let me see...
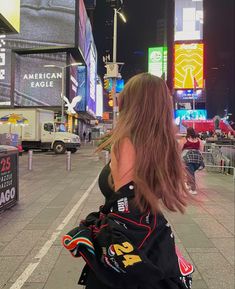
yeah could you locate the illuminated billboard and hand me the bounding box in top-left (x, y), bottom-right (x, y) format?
top-left (175, 109), bottom-right (207, 122)
top-left (174, 43), bottom-right (204, 89)
top-left (14, 52), bottom-right (66, 106)
top-left (0, 0), bottom-right (20, 33)
top-left (175, 0), bottom-right (203, 41)
top-left (5, 1), bottom-right (75, 47)
top-left (148, 47), bottom-right (167, 79)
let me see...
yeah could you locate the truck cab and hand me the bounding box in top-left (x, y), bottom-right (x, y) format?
top-left (41, 122), bottom-right (80, 154)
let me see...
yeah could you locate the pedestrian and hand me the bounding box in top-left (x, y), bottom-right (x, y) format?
top-left (88, 131), bottom-right (92, 142)
top-left (62, 73), bottom-right (194, 289)
top-left (182, 127), bottom-right (204, 195)
top-left (83, 131), bottom-right (86, 141)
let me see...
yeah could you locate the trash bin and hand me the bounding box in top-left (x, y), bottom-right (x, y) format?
top-left (0, 145), bottom-right (19, 212)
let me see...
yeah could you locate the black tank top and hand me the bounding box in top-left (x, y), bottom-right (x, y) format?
top-left (98, 163), bottom-right (115, 200)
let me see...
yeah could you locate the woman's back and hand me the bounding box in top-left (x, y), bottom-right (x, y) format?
top-left (183, 138), bottom-right (200, 150)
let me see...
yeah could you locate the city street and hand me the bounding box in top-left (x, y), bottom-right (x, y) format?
top-left (0, 145), bottom-right (234, 289)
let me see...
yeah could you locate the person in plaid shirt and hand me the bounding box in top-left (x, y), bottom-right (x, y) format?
top-left (182, 127), bottom-right (204, 194)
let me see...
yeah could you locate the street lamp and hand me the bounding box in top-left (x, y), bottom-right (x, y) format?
top-left (112, 8), bottom-right (126, 127)
top-left (44, 62), bottom-right (82, 123)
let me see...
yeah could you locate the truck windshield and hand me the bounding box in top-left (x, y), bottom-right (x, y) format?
top-left (55, 123), bottom-right (66, 132)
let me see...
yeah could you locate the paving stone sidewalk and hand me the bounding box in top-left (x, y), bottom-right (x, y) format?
top-left (0, 145), bottom-right (234, 289)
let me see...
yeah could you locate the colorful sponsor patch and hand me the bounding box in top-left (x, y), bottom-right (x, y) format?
top-left (108, 245), bottom-right (116, 257)
top-left (117, 197), bottom-right (129, 213)
top-left (175, 247), bottom-right (194, 276)
top-left (62, 235), bottom-right (95, 256)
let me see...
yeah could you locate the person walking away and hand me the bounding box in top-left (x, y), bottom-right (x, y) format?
top-left (182, 127), bottom-right (204, 195)
top-left (83, 131), bottom-right (86, 142)
top-left (88, 131), bottom-right (92, 142)
top-left (62, 73), bottom-right (195, 289)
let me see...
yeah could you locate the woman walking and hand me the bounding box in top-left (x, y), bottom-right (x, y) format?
top-left (182, 127), bottom-right (204, 194)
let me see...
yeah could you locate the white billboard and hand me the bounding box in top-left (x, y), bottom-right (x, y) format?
top-left (175, 0), bottom-right (203, 41)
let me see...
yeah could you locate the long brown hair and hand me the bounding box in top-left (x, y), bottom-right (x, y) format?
top-left (99, 73), bottom-right (193, 213)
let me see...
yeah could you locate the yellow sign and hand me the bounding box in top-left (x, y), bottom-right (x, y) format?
top-left (174, 43), bottom-right (204, 89)
top-left (0, 0), bottom-right (20, 33)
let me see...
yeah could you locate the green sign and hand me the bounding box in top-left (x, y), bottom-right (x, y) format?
top-left (148, 47), bottom-right (167, 80)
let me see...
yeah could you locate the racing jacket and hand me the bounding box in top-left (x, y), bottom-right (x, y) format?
top-left (62, 183), bottom-right (193, 289)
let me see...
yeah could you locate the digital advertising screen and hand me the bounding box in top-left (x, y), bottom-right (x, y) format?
top-left (105, 78), bottom-right (125, 93)
top-left (175, 109), bottom-right (207, 124)
top-left (75, 65), bottom-right (86, 112)
top-left (96, 78), bottom-right (103, 118)
top-left (69, 55), bottom-right (79, 109)
top-left (0, 35), bottom-right (10, 106)
top-left (86, 44), bottom-right (97, 117)
top-left (175, 89), bottom-right (205, 102)
top-left (78, 0), bottom-right (94, 61)
top-left (6, 0), bottom-right (76, 47)
top-left (175, 0), bottom-right (203, 41)
top-left (148, 47), bottom-right (167, 79)
top-left (1, 0), bottom-right (76, 107)
top-left (14, 52), bottom-right (67, 106)
top-left (174, 43), bottom-right (204, 89)
top-left (0, 0), bottom-right (20, 33)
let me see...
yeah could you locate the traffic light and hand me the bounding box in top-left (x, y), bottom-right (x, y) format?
top-left (108, 99), bottom-right (113, 107)
top-left (104, 79), bottom-right (110, 91)
top-left (108, 90), bottom-right (113, 100)
top-left (108, 90), bottom-right (113, 107)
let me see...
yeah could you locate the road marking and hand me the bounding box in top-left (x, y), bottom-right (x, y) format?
top-left (9, 175), bottom-right (99, 289)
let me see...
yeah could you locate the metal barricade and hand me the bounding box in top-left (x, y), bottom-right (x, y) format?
top-left (202, 143), bottom-right (235, 177)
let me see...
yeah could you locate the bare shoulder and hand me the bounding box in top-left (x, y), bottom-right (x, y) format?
top-left (110, 137), bottom-right (135, 191)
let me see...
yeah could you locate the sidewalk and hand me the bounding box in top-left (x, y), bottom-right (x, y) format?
top-left (0, 145), bottom-right (234, 289)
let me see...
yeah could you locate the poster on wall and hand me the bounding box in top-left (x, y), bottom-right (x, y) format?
top-left (174, 43), bottom-right (204, 89)
top-left (14, 52), bottom-right (67, 106)
top-left (175, 0), bottom-right (203, 41)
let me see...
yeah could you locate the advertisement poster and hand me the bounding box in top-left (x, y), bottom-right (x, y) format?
top-left (75, 65), bottom-right (86, 112)
top-left (14, 52), bottom-right (66, 106)
top-left (0, 153), bottom-right (18, 211)
top-left (175, 109), bottom-right (207, 122)
top-left (148, 47), bottom-right (167, 79)
top-left (0, 0), bottom-right (76, 107)
top-left (175, 0), bottom-right (203, 41)
top-left (6, 0), bottom-right (75, 47)
top-left (174, 43), bottom-right (204, 89)
top-left (0, 0), bottom-right (20, 33)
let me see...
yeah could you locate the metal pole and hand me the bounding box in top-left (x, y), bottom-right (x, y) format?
top-left (66, 151), bottom-right (71, 171)
top-left (103, 150), bottom-right (109, 165)
top-left (61, 67), bottom-right (65, 123)
top-left (112, 8), bottom-right (118, 128)
top-left (193, 92), bottom-right (195, 129)
top-left (112, 78), bottom-right (117, 127)
top-left (113, 9), bottom-right (117, 63)
top-left (28, 150), bottom-right (33, 171)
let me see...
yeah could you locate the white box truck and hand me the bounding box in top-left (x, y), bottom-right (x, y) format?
top-left (0, 108), bottom-right (81, 154)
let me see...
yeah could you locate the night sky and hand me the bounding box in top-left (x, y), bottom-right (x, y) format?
top-left (93, 0), bottom-right (235, 120)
